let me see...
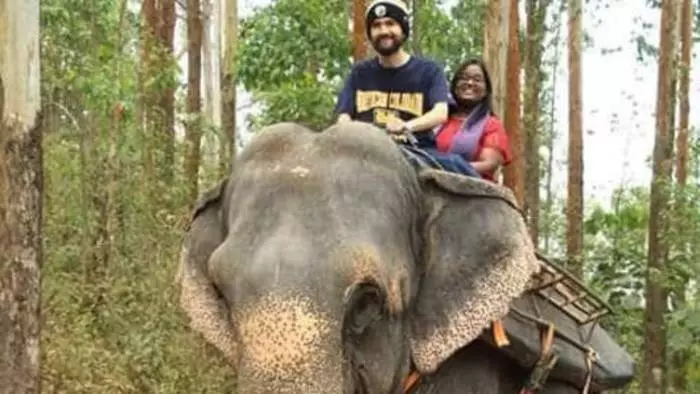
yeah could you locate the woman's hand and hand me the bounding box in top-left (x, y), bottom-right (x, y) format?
top-left (470, 147), bottom-right (504, 174)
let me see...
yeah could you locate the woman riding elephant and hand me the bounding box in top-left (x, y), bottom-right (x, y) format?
top-left (176, 122), bottom-right (631, 393)
top-left (430, 58), bottom-right (512, 183)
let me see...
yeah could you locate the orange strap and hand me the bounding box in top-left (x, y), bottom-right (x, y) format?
top-left (402, 369), bottom-right (421, 393)
top-left (541, 322), bottom-right (555, 355)
top-left (493, 319), bottom-right (511, 347)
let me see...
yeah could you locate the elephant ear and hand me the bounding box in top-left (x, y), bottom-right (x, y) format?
top-left (176, 179), bottom-right (239, 368)
top-left (409, 169), bottom-right (540, 374)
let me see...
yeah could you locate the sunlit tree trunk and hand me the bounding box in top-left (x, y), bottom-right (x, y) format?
top-left (502, 0), bottom-right (524, 207)
top-left (523, 0), bottom-right (551, 244)
top-left (566, 0), bottom-right (583, 278)
top-left (159, 0), bottom-right (177, 184)
top-left (542, 0), bottom-right (565, 254)
top-left (185, 0), bottom-right (204, 204)
top-left (0, 1), bottom-right (43, 392)
top-left (675, 0), bottom-right (692, 188)
top-left (202, 0), bottom-right (222, 163)
top-left (141, 0), bottom-right (176, 187)
top-left (352, 0), bottom-right (368, 62)
top-left (140, 0), bottom-right (158, 178)
top-left (642, 1), bottom-right (680, 392)
top-left (483, 0), bottom-right (509, 120)
top-left (220, 0), bottom-right (238, 176)
top-left (671, 1), bottom-right (693, 391)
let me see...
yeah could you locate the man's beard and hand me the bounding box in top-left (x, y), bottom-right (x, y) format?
top-left (371, 34), bottom-right (404, 56)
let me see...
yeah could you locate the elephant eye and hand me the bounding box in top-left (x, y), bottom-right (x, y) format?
top-left (344, 283), bottom-right (385, 337)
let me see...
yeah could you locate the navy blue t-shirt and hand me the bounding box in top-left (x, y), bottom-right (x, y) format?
top-left (334, 56), bottom-right (450, 131)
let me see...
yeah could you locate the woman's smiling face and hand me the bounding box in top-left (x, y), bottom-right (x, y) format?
top-left (454, 64), bottom-right (487, 103)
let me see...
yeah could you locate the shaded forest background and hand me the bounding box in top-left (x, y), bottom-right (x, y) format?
top-left (1, 0), bottom-right (700, 392)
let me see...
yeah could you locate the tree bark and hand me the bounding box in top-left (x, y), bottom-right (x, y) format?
top-left (542, 0), bottom-right (565, 255)
top-left (159, 0), bottom-right (177, 184)
top-left (0, 1), bottom-right (43, 392)
top-left (566, 0), bottom-right (584, 279)
top-left (671, 1), bottom-right (692, 391)
top-left (502, 0), bottom-right (524, 207)
top-left (675, 0), bottom-right (692, 188)
top-left (483, 0), bottom-right (509, 120)
top-left (185, 0), bottom-right (203, 204)
top-left (523, 0), bottom-right (551, 245)
top-left (220, 0), bottom-right (238, 177)
top-left (140, 0), bottom-right (159, 181)
top-left (642, 1), bottom-right (680, 392)
top-left (352, 0), bottom-right (368, 62)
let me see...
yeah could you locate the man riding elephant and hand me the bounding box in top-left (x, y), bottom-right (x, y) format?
top-left (335, 0), bottom-right (484, 178)
top-left (335, 0), bottom-right (449, 144)
top-left (176, 121), bottom-right (635, 393)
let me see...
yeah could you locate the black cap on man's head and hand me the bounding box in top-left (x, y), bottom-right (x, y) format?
top-left (365, 0), bottom-right (410, 40)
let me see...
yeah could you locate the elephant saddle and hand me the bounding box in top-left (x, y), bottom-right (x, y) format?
top-left (480, 255), bottom-right (636, 393)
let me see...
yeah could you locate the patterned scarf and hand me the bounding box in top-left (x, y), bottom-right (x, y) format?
top-left (440, 103), bottom-right (489, 160)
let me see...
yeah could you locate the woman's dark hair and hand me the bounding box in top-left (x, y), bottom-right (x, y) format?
top-left (450, 58), bottom-right (494, 126)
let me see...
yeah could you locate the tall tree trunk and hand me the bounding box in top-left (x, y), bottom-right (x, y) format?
top-left (502, 0), bottom-right (524, 207)
top-left (671, 1), bottom-right (693, 391)
top-left (483, 0), bottom-right (510, 120)
top-left (411, 0), bottom-right (420, 55)
top-left (675, 0), bottom-right (692, 188)
top-left (0, 1), bottom-right (43, 392)
top-left (566, 0), bottom-right (584, 278)
top-left (542, 0), bottom-right (565, 254)
top-left (202, 0), bottom-right (217, 161)
top-left (158, 0), bottom-right (177, 184)
top-left (140, 0), bottom-right (158, 181)
top-left (185, 0), bottom-right (203, 204)
top-left (642, 1), bottom-right (680, 392)
top-left (220, 0), bottom-right (238, 177)
top-left (352, 0), bottom-right (368, 62)
top-left (523, 0), bottom-right (551, 245)
top-left (142, 0), bottom-right (176, 188)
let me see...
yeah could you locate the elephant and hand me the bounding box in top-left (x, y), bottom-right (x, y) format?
top-left (176, 121), bottom-right (634, 393)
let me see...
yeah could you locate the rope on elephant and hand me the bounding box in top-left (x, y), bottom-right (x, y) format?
top-left (518, 323), bottom-right (559, 394)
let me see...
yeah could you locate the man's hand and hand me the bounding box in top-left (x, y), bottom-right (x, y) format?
top-left (337, 114), bottom-right (352, 124)
top-left (386, 120), bottom-right (409, 134)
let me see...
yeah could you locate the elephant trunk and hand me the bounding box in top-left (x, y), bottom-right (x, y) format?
top-left (233, 292), bottom-right (347, 393)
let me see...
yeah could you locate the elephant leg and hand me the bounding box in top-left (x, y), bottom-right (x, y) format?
top-left (412, 340), bottom-right (526, 394)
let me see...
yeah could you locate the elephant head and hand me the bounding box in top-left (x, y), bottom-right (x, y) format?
top-left (176, 121), bottom-right (540, 393)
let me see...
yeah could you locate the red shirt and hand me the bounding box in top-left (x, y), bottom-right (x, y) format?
top-left (435, 115), bottom-right (513, 182)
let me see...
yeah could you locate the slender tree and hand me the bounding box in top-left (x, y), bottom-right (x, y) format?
top-left (675, 0), bottom-right (692, 187)
top-left (185, 0), bottom-right (204, 204)
top-left (502, 0), bottom-right (525, 207)
top-left (670, 0), bottom-right (693, 390)
top-left (483, 0), bottom-right (509, 119)
top-left (352, 0), bottom-right (368, 61)
top-left (523, 0), bottom-right (552, 244)
top-left (220, 0), bottom-right (238, 176)
top-left (566, 0), bottom-right (584, 278)
top-left (0, 1), bottom-right (43, 392)
top-left (642, 0), bottom-right (680, 392)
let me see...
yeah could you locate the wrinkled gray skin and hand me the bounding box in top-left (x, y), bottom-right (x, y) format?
top-left (177, 121), bottom-right (579, 393)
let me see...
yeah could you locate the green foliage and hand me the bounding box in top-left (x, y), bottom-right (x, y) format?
top-left (248, 73), bottom-right (340, 131)
top-left (236, 0), bottom-right (351, 92)
top-left (415, 0), bottom-right (484, 74)
top-left (234, 0), bottom-right (350, 129)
